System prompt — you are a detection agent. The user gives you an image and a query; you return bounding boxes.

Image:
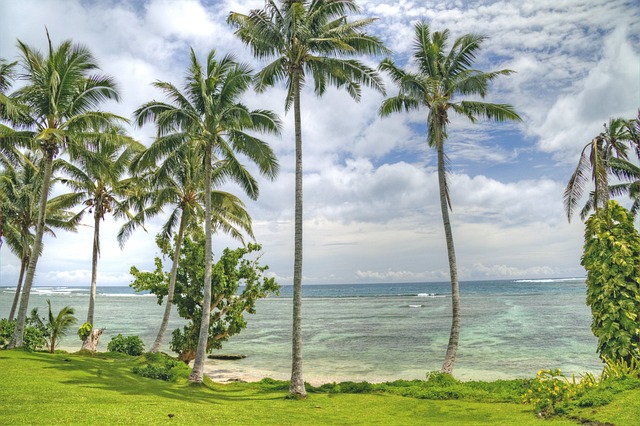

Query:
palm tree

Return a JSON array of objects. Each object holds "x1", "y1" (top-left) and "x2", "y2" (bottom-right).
[
  {"x1": 0, "y1": 152, "x2": 81, "y2": 321},
  {"x1": 564, "y1": 117, "x2": 635, "y2": 221},
  {"x1": 56, "y1": 133, "x2": 143, "y2": 350},
  {"x1": 379, "y1": 22, "x2": 521, "y2": 374},
  {"x1": 44, "y1": 299, "x2": 78, "y2": 353},
  {"x1": 608, "y1": 157, "x2": 640, "y2": 217},
  {"x1": 133, "y1": 48, "x2": 279, "y2": 382},
  {"x1": 121, "y1": 145, "x2": 255, "y2": 353},
  {"x1": 0, "y1": 57, "x2": 29, "y2": 248},
  {"x1": 8, "y1": 32, "x2": 128, "y2": 348},
  {"x1": 228, "y1": 0, "x2": 387, "y2": 397},
  {"x1": 608, "y1": 114, "x2": 640, "y2": 218}
]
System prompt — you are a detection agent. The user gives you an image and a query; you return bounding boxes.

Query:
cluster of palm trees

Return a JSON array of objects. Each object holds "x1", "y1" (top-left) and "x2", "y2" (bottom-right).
[
  {"x1": 2, "y1": 1, "x2": 522, "y2": 397},
  {"x1": 564, "y1": 114, "x2": 640, "y2": 221}
]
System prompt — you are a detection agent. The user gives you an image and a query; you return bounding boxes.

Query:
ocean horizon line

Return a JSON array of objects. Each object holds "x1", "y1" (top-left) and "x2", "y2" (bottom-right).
[{"x1": 0, "y1": 276, "x2": 586, "y2": 290}]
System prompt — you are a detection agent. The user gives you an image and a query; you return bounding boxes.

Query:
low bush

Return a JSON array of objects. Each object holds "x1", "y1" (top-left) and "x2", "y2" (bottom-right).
[
  {"x1": 0, "y1": 315, "x2": 47, "y2": 352},
  {"x1": 131, "y1": 352, "x2": 190, "y2": 382},
  {"x1": 107, "y1": 334, "x2": 145, "y2": 356},
  {"x1": 521, "y1": 362, "x2": 640, "y2": 416}
]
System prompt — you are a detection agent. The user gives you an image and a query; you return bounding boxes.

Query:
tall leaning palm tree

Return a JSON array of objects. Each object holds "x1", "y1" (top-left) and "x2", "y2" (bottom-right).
[
  {"x1": 1, "y1": 153, "x2": 81, "y2": 321},
  {"x1": 121, "y1": 145, "x2": 255, "y2": 353},
  {"x1": 379, "y1": 22, "x2": 521, "y2": 374},
  {"x1": 57, "y1": 133, "x2": 143, "y2": 350},
  {"x1": 8, "y1": 32, "x2": 128, "y2": 348},
  {"x1": 134, "y1": 48, "x2": 279, "y2": 382},
  {"x1": 228, "y1": 0, "x2": 387, "y2": 397}
]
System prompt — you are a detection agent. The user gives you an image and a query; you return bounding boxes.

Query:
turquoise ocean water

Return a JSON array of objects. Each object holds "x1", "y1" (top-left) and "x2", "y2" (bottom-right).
[{"x1": 0, "y1": 279, "x2": 602, "y2": 383}]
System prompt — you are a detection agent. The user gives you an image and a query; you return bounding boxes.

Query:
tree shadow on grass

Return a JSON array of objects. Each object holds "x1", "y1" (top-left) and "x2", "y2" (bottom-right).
[{"x1": 13, "y1": 350, "x2": 287, "y2": 405}]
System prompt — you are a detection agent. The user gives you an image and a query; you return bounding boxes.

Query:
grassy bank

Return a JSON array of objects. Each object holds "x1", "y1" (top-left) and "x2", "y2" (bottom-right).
[{"x1": 0, "y1": 350, "x2": 637, "y2": 425}]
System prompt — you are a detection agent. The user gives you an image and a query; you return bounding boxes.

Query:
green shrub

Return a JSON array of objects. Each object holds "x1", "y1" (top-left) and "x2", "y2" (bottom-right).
[
  {"x1": 521, "y1": 369, "x2": 587, "y2": 415},
  {"x1": 256, "y1": 378, "x2": 289, "y2": 391},
  {"x1": 131, "y1": 353, "x2": 189, "y2": 382},
  {"x1": 0, "y1": 319, "x2": 15, "y2": 349},
  {"x1": 582, "y1": 201, "x2": 640, "y2": 364},
  {"x1": 1, "y1": 314, "x2": 47, "y2": 352},
  {"x1": 107, "y1": 334, "x2": 144, "y2": 356}
]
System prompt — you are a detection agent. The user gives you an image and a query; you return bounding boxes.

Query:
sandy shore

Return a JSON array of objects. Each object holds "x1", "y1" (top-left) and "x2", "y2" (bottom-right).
[{"x1": 201, "y1": 361, "x2": 373, "y2": 386}]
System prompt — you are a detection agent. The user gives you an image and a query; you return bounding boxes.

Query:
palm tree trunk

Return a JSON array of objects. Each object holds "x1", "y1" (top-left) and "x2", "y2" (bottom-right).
[
  {"x1": 189, "y1": 145, "x2": 213, "y2": 383},
  {"x1": 151, "y1": 211, "x2": 187, "y2": 353},
  {"x1": 437, "y1": 134, "x2": 461, "y2": 375},
  {"x1": 289, "y1": 69, "x2": 307, "y2": 398},
  {"x1": 81, "y1": 210, "x2": 101, "y2": 351},
  {"x1": 8, "y1": 246, "x2": 29, "y2": 321},
  {"x1": 10, "y1": 151, "x2": 54, "y2": 348}
]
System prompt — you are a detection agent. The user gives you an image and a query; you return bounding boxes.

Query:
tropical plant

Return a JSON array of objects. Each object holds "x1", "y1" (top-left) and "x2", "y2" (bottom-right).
[
  {"x1": 122, "y1": 142, "x2": 255, "y2": 353},
  {"x1": 0, "y1": 153, "x2": 81, "y2": 321},
  {"x1": 608, "y1": 114, "x2": 640, "y2": 218},
  {"x1": 41, "y1": 299, "x2": 78, "y2": 353},
  {"x1": 0, "y1": 57, "x2": 30, "y2": 169},
  {"x1": 379, "y1": 22, "x2": 521, "y2": 374},
  {"x1": 133, "y1": 48, "x2": 279, "y2": 382},
  {"x1": 7, "y1": 32, "x2": 128, "y2": 348},
  {"x1": 564, "y1": 117, "x2": 636, "y2": 221},
  {"x1": 0, "y1": 57, "x2": 28, "y2": 250},
  {"x1": 55, "y1": 131, "x2": 143, "y2": 350},
  {"x1": 130, "y1": 232, "x2": 279, "y2": 364},
  {"x1": 107, "y1": 334, "x2": 145, "y2": 356},
  {"x1": 228, "y1": 0, "x2": 387, "y2": 397},
  {"x1": 581, "y1": 200, "x2": 640, "y2": 364}
]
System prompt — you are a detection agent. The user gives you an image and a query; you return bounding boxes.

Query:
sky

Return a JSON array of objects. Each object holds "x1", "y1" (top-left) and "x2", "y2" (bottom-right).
[{"x1": 0, "y1": 0, "x2": 639, "y2": 287}]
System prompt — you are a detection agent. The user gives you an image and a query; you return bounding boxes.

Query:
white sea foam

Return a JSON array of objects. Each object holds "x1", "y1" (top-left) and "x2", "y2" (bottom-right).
[
  {"x1": 98, "y1": 293, "x2": 155, "y2": 298},
  {"x1": 408, "y1": 304, "x2": 422, "y2": 308},
  {"x1": 514, "y1": 278, "x2": 585, "y2": 283},
  {"x1": 31, "y1": 287, "x2": 88, "y2": 296},
  {"x1": 416, "y1": 293, "x2": 444, "y2": 298}
]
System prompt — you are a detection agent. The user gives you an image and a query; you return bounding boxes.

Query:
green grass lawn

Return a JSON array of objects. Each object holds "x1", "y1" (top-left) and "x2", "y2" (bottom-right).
[{"x1": 0, "y1": 350, "x2": 637, "y2": 425}]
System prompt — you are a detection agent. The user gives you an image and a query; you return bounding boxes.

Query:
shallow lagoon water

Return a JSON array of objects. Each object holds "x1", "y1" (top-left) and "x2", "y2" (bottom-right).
[{"x1": 0, "y1": 279, "x2": 601, "y2": 383}]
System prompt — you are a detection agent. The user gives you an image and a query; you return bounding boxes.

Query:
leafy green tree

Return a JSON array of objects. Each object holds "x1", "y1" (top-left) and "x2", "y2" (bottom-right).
[
  {"x1": 582, "y1": 200, "x2": 640, "y2": 363},
  {"x1": 379, "y1": 22, "x2": 521, "y2": 374},
  {"x1": 56, "y1": 132, "x2": 143, "y2": 350},
  {"x1": 130, "y1": 232, "x2": 279, "y2": 364},
  {"x1": 123, "y1": 141, "x2": 255, "y2": 353},
  {"x1": 1, "y1": 153, "x2": 81, "y2": 321},
  {"x1": 133, "y1": 48, "x2": 279, "y2": 382},
  {"x1": 228, "y1": 0, "x2": 387, "y2": 397},
  {"x1": 8, "y1": 32, "x2": 128, "y2": 348},
  {"x1": 564, "y1": 117, "x2": 636, "y2": 221}
]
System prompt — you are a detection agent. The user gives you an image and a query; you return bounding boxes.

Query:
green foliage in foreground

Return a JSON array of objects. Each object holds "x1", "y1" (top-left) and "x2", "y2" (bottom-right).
[
  {"x1": 2, "y1": 350, "x2": 637, "y2": 425},
  {"x1": 582, "y1": 200, "x2": 640, "y2": 364}
]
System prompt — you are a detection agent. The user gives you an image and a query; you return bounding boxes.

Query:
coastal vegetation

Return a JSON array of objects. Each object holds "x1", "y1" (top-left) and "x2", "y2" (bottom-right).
[
  {"x1": 132, "y1": 48, "x2": 280, "y2": 383},
  {"x1": 0, "y1": 0, "x2": 638, "y2": 423},
  {"x1": 229, "y1": 0, "x2": 388, "y2": 398},
  {"x1": 378, "y1": 21, "x2": 522, "y2": 373},
  {"x1": 130, "y1": 231, "x2": 279, "y2": 364},
  {"x1": 582, "y1": 201, "x2": 640, "y2": 364},
  {"x1": 5, "y1": 32, "x2": 130, "y2": 349}
]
